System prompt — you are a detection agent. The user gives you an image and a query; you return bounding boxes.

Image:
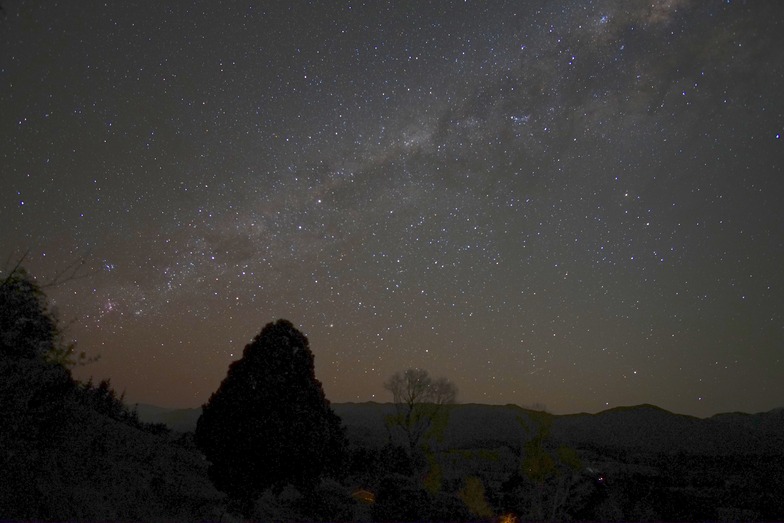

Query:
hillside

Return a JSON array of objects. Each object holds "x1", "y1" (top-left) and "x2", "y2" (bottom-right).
[{"x1": 136, "y1": 402, "x2": 784, "y2": 455}]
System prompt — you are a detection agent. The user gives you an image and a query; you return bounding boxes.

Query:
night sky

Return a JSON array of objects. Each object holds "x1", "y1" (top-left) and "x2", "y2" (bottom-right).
[{"x1": 2, "y1": 1, "x2": 783, "y2": 417}]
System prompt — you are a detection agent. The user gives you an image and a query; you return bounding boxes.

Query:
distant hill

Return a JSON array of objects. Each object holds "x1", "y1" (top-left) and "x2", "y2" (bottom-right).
[
  {"x1": 134, "y1": 402, "x2": 784, "y2": 455},
  {"x1": 134, "y1": 403, "x2": 202, "y2": 433},
  {"x1": 552, "y1": 404, "x2": 784, "y2": 455}
]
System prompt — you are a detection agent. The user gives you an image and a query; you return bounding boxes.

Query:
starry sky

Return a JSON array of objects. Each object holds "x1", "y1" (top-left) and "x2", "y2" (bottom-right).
[{"x1": 2, "y1": 1, "x2": 783, "y2": 417}]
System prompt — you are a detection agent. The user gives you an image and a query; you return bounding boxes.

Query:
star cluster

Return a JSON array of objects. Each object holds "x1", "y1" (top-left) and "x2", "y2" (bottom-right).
[{"x1": 2, "y1": 1, "x2": 782, "y2": 415}]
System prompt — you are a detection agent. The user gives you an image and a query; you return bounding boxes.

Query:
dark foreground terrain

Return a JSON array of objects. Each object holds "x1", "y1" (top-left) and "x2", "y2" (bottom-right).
[{"x1": 136, "y1": 401, "x2": 784, "y2": 522}]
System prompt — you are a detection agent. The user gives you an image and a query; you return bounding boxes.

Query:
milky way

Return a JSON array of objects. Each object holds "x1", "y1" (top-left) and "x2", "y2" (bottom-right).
[{"x1": 2, "y1": 1, "x2": 782, "y2": 415}]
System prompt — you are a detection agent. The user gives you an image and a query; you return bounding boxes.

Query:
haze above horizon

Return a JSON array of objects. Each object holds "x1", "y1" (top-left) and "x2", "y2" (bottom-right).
[{"x1": 2, "y1": 1, "x2": 782, "y2": 417}]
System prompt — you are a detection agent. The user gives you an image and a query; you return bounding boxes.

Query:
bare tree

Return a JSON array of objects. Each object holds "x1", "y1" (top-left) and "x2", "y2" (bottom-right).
[{"x1": 384, "y1": 368, "x2": 457, "y2": 453}]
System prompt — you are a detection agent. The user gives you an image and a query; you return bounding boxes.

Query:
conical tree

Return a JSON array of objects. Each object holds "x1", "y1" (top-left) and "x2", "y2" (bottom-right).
[{"x1": 195, "y1": 319, "x2": 346, "y2": 509}]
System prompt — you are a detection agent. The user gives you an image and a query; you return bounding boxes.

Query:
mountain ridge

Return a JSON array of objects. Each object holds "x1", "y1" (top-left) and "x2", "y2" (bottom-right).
[{"x1": 134, "y1": 401, "x2": 784, "y2": 455}]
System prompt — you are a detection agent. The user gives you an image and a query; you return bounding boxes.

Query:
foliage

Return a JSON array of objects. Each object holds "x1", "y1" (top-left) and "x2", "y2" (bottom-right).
[
  {"x1": 45, "y1": 336, "x2": 98, "y2": 368},
  {"x1": 384, "y1": 368, "x2": 457, "y2": 454},
  {"x1": 302, "y1": 478, "x2": 356, "y2": 522},
  {"x1": 4, "y1": 263, "x2": 781, "y2": 521},
  {"x1": 1, "y1": 265, "x2": 96, "y2": 367},
  {"x1": 77, "y1": 378, "x2": 169, "y2": 434},
  {"x1": 0, "y1": 266, "x2": 58, "y2": 359},
  {"x1": 459, "y1": 476, "x2": 494, "y2": 519},
  {"x1": 372, "y1": 472, "x2": 471, "y2": 522},
  {"x1": 0, "y1": 265, "x2": 223, "y2": 521},
  {"x1": 423, "y1": 450, "x2": 444, "y2": 494},
  {"x1": 195, "y1": 319, "x2": 347, "y2": 512},
  {"x1": 350, "y1": 442, "x2": 417, "y2": 485},
  {"x1": 250, "y1": 479, "x2": 356, "y2": 522},
  {"x1": 372, "y1": 473, "x2": 431, "y2": 522},
  {"x1": 513, "y1": 411, "x2": 593, "y2": 520}
]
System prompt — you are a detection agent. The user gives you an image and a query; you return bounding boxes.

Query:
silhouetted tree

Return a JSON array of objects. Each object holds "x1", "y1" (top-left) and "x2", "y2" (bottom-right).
[
  {"x1": 0, "y1": 266, "x2": 58, "y2": 359},
  {"x1": 510, "y1": 411, "x2": 595, "y2": 521},
  {"x1": 1, "y1": 266, "x2": 74, "y2": 476},
  {"x1": 1, "y1": 259, "x2": 95, "y2": 367},
  {"x1": 195, "y1": 319, "x2": 346, "y2": 514},
  {"x1": 384, "y1": 368, "x2": 457, "y2": 454},
  {"x1": 1, "y1": 264, "x2": 224, "y2": 520}
]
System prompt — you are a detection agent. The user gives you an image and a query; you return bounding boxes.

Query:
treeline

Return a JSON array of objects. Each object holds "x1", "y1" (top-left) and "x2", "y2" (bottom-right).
[
  {"x1": 2, "y1": 265, "x2": 782, "y2": 521},
  {"x1": 0, "y1": 265, "x2": 604, "y2": 521}
]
